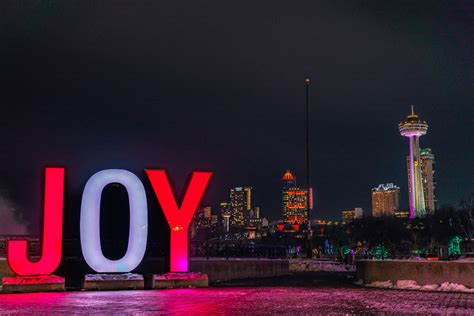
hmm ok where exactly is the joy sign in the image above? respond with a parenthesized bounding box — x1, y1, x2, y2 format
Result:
(7, 168, 212, 276)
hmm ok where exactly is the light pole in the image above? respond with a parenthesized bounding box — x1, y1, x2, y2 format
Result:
(305, 78, 313, 258)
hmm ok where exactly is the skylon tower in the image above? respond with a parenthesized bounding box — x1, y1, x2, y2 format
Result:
(399, 106, 428, 218)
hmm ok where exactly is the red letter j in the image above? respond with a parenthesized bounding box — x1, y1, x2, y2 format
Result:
(7, 167, 65, 276)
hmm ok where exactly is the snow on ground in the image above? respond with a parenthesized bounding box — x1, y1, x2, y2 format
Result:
(84, 273, 144, 281)
(365, 280, 393, 289)
(361, 279, 474, 293)
(290, 259, 355, 272)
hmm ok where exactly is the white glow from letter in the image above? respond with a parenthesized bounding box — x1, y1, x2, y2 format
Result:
(80, 169, 148, 273)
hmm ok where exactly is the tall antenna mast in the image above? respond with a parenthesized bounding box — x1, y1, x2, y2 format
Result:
(305, 77, 312, 258)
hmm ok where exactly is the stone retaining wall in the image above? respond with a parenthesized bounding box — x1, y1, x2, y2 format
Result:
(0, 259, 14, 280)
(190, 258, 290, 282)
(356, 260, 474, 287)
(1, 258, 290, 284)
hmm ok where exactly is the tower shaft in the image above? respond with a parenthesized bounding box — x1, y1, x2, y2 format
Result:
(408, 136, 426, 218)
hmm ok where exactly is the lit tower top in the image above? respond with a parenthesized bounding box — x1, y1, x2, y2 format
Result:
(282, 170, 295, 181)
(282, 170, 296, 190)
(398, 105, 428, 218)
(398, 105, 428, 138)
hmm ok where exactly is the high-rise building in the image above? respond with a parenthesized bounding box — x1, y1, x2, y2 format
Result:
(250, 206, 260, 219)
(354, 207, 363, 219)
(342, 210, 354, 223)
(406, 148, 436, 215)
(190, 206, 215, 238)
(222, 214, 230, 232)
(210, 214, 218, 226)
(342, 207, 363, 223)
(420, 148, 436, 214)
(219, 202, 231, 214)
(372, 183, 400, 217)
(220, 202, 231, 232)
(229, 187, 252, 226)
(395, 210, 410, 219)
(192, 207, 210, 229)
(399, 106, 428, 218)
(202, 206, 212, 220)
(248, 206, 262, 227)
(282, 170, 312, 225)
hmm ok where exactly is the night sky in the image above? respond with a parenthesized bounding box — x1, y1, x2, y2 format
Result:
(0, 1, 472, 232)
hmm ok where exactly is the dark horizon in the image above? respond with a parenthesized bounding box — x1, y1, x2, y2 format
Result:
(0, 1, 473, 232)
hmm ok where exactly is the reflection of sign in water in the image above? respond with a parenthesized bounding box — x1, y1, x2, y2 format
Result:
(6, 167, 212, 276)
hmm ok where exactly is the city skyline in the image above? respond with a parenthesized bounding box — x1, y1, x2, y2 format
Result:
(211, 107, 438, 223)
(0, 104, 468, 228)
(0, 2, 472, 229)
(214, 126, 431, 223)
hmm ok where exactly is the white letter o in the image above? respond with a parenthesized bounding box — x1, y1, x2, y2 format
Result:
(80, 169, 148, 273)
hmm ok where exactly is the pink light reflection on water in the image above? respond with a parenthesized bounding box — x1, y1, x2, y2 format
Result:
(0, 289, 242, 314)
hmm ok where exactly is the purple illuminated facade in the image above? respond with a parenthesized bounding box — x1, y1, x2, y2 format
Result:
(398, 106, 428, 218)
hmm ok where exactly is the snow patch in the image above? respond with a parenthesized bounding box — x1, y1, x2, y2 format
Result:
(362, 279, 474, 293)
(438, 282, 474, 293)
(84, 273, 144, 281)
(354, 279, 364, 286)
(365, 280, 393, 289)
(154, 273, 208, 280)
(396, 280, 420, 290)
(289, 259, 355, 272)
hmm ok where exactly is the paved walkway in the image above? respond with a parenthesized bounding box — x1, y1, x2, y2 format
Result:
(0, 273, 473, 314)
(0, 286, 473, 314)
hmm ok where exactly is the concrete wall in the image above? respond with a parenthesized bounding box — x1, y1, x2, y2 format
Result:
(357, 260, 474, 287)
(0, 258, 14, 282)
(190, 258, 290, 282)
(1, 258, 290, 284)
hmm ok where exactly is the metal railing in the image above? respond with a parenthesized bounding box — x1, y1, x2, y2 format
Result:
(190, 240, 288, 259)
(0, 236, 288, 259)
(0, 236, 40, 257)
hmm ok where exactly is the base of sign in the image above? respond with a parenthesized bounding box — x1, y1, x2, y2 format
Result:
(147, 272, 209, 289)
(2, 275, 65, 294)
(82, 273, 144, 291)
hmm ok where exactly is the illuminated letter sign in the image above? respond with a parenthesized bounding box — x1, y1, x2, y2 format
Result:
(146, 170, 212, 272)
(7, 167, 212, 276)
(7, 167, 64, 276)
(80, 169, 148, 273)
